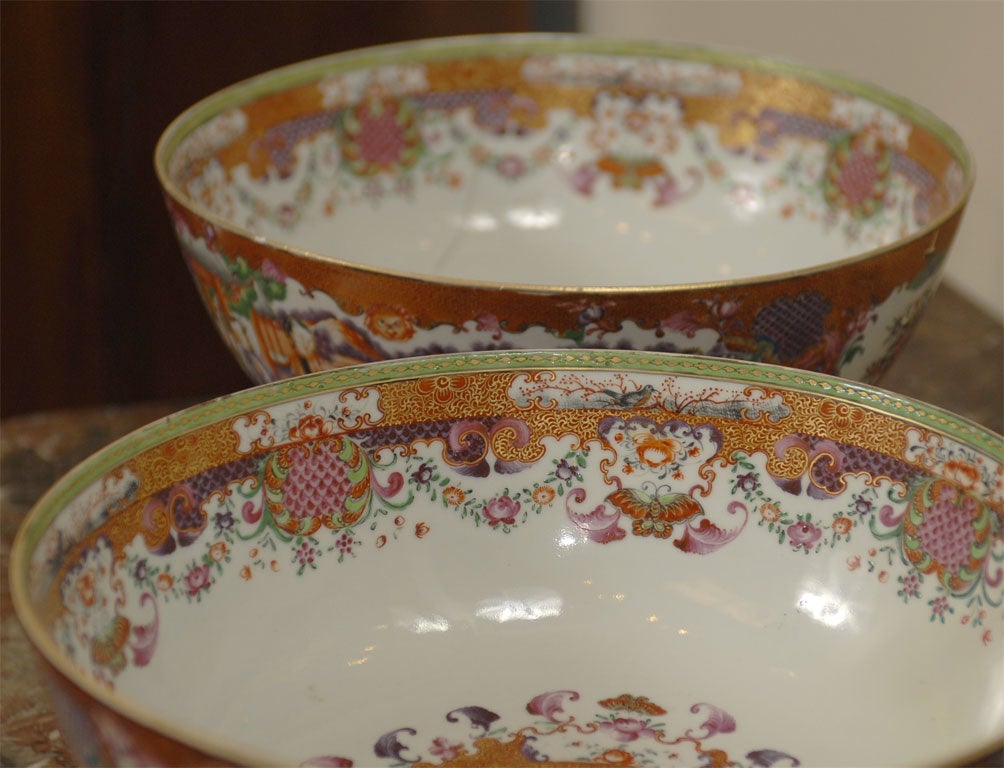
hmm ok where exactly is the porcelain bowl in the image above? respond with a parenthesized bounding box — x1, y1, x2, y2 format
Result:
(11, 351, 1003, 767)
(155, 34, 972, 385)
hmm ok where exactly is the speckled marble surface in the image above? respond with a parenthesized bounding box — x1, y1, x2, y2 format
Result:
(2, 284, 1000, 768)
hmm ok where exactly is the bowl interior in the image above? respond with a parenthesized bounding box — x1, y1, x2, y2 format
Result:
(12, 351, 1002, 766)
(160, 36, 971, 288)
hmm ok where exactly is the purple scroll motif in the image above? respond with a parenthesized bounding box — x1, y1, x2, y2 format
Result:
(684, 702, 737, 739)
(129, 593, 160, 667)
(373, 728, 420, 763)
(674, 501, 749, 554)
(446, 418, 535, 477)
(527, 690, 580, 723)
(772, 433, 921, 499)
(564, 489, 625, 544)
(747, 749, 802, 767)
(445, 706, 500, 734)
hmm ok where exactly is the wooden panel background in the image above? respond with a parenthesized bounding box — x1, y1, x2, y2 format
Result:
(1, 1, 576, 418)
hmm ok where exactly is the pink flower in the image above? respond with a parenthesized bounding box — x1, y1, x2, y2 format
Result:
(658, 310, 703, 338)
(347, 96, 418, 172)
(787, 520, 822, 549)
(483, 496, 520, 527)
(570, 164, 598, 195)
(276, 203, 299, 229)
(428, 737, 464, 760)
(495, 154, 526, 179)
(474, 312, 502, 340)
(296, 541, 319, 567)
(184, 563, 212, 597)
(598, 717, 658, 743)
(260, 259, 287, 283)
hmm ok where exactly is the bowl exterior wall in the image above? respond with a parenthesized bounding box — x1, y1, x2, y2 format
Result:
(157, 37, 973, 387)
(166, 194, 963, 385)
(31, 651, 233, 767)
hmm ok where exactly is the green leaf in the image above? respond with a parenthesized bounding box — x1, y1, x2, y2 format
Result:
(261, 279, 286, 302)
(842, 345, 864, 365)
(231, 257, 254, 280)
(564, 329, 586, 345)
(229, 288, 258, 319)
(341, 109, 360, 134)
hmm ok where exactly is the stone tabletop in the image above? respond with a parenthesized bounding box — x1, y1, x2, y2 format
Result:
(2, 284, 1001, 767)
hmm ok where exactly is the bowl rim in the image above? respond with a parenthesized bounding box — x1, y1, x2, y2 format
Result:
(9, 349, 1003, 766)
(153, 32, 976, 295)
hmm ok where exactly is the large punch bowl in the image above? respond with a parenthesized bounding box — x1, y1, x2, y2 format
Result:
(155, 35, 973, 385)
(10, 350, 1003, 766)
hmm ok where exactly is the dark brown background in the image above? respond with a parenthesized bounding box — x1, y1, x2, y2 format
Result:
(0, 0, 576, 418)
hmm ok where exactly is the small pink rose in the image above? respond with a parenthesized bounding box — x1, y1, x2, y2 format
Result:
(598, 717, 658, 743)
(787, 520, 822, 549)
(184, 563, 212, 597)
(483, 496, 520, 527)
